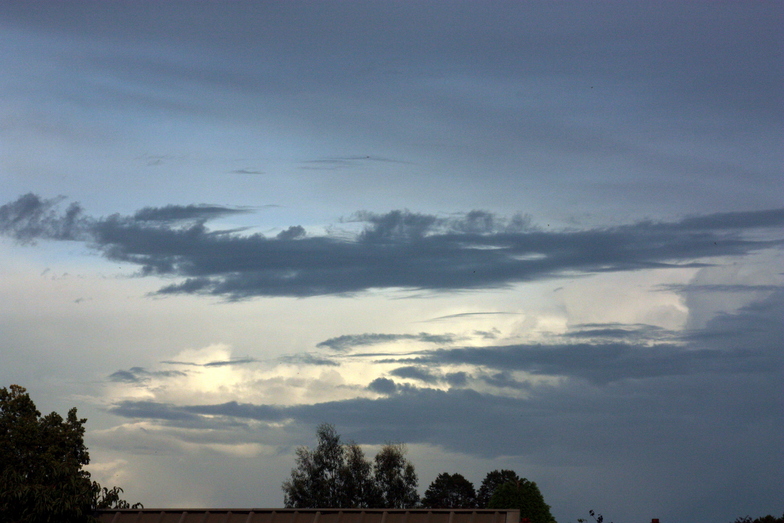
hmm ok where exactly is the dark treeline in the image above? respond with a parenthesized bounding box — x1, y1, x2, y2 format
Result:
(731, 516, 784, 523)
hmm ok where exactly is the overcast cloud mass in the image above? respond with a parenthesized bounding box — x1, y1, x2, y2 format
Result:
(1, 2, 782, 523)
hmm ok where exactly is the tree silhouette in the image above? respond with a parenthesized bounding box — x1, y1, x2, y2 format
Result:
(0, 384, 139, 523)
(477, 469, 520, 508)
(422, 472, 477, 508)
(373, 443, 419, 508)
(282, 424, 418, 508)
(488, 478, 556, 523)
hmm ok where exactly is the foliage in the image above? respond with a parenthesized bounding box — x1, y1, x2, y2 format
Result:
(732, 514, 784, 523)
(93, 486, 141, 510)
(282, 423, 347, 508)
(0, 385, 139, 523)
(422, 472, 477, 508)
(487, 478, 556, 523)
(477, 469, 520, 508)
(373, 443, 419, 508)
(577, 510, 612, 523)
(341, 443, 380, 508)
(283, 424, 418, 508)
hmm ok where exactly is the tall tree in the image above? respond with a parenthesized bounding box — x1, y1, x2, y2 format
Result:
(282, 423, 347, 508)
(283, 425, 419, 508)
(477, 469, 520, 508)
(0, 385, 138, 523)
(488, 479, 556, 523)
(340, 443, 379, 508)
(422, 472, 477, 508)
(373, 443, 419, 508)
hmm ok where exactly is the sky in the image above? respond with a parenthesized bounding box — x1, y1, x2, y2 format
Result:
(0, 2, 782, 522)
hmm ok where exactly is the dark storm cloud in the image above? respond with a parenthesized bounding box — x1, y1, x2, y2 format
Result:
(444, 372, 470, 387)
(367, 377, 397, 395)
(2, 194, 783, 299)
(109, 400, 287, 427)
(110, 368, 782, 458)
(276, 226, 306, 240)
(480, 372, 531, 391)
(684, 288, 784, 346)
(0, 193, 89, 243)
(564, 323, 676, 342)
(389, 366, 441, 385)
(107, 370, 141, 384)
(317, 332, 456, 351)
(392, 342, 773, 385)
(108, 400, 200, 422)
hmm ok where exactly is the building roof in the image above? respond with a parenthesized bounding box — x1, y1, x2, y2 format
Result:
(96, 508, 522, 523)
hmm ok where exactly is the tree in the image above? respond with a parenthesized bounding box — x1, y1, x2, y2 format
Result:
(0, 384, 139, 523)
(477, 469, 520, 508)
(340, 443, 379, 508)
(373, 443, 419, 508)
(283, 425, 419, 508)
(282, 423, 348, 508)
(422, 472, 476, 508)
(577, 510, 612, 523)
(488, 479, 556, 523)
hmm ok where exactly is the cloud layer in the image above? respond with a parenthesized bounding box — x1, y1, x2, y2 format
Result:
(2, 193, 782, 299)
(102, 287, 783, 453)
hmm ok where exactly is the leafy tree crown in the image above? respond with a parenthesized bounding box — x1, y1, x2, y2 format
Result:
(0, 384, 139, 523)
(422, 472, 477, 508)
(282, 424, 418, 508)
(487, 478, 556, 523)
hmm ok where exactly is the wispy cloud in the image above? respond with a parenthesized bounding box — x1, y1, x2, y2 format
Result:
(277, 353, 340, 367)
(299, 155, 410, 170)
(317, 332, 456, 351)
(229, 169, 265, 175)
(132, 204, 250, 223)
(159, 357, 258, 368)
(423, 312, 521, 322)
(108, 367, 189, 384)
(563, 323, 676, 342)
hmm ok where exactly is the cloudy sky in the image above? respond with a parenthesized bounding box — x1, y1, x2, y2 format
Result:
(1, 2, 782, 521)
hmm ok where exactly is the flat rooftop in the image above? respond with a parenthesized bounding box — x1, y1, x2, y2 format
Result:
(96, 508, 522, 523)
